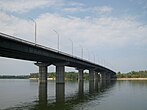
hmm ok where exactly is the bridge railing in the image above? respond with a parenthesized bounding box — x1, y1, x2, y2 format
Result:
(0, 32, 91, 61)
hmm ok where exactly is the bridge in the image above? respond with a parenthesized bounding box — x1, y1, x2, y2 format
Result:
(0, 32, 116, 97)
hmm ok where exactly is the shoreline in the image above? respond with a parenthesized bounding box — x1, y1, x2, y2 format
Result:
(29, 78, 55, 80)
(1, 78, 147, 81)
(117, 78, 147, 80)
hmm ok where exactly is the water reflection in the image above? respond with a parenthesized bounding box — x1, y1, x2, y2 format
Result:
(56, 83, 65, 103)
(2, 80, 116, 110)
(38, 83, 47, 109)
(94, 79, 99, 92)
(78, 80, 84, 96)
(89, 80, 95, 93)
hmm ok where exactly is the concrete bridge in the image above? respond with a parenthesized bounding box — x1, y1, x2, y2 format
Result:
(0, 32, 116, 93)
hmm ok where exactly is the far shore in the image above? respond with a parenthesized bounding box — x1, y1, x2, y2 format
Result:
(29, 78, 55, 80)
(30, 78, 147, 81)
(117, 78, 147, 80)
(29, 78, 147, 81)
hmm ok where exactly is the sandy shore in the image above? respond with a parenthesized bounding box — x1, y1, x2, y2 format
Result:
(117, 78, 147, 80)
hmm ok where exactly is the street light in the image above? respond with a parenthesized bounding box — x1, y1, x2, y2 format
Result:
(85, 48, 90, 60)
(93, 54, 95, 63)
(29, 18, 37, 45)
(79, 44, 83, 59)
(53, 29, 59, 51)
(69, 38, 73, 56)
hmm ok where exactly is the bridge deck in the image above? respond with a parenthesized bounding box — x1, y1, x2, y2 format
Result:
(0, 32, 115, 74)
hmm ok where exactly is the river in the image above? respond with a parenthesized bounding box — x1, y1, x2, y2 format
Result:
(0, 79, 147, 110)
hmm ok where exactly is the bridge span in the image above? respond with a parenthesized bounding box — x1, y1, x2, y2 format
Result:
(0, 32, 116, 97)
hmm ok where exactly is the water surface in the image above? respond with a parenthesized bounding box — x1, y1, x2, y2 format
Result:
(0, 79, 147, 110)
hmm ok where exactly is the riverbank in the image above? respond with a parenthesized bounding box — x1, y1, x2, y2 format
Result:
(117, 78, 147, 80)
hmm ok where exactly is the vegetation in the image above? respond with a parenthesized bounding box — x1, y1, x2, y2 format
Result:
(116, 71, 147, 78)
(1, 70, 147, 79)
(30, 72, 89, 80)
(0, 72, 89, 80)
(0, 75, 29, 79)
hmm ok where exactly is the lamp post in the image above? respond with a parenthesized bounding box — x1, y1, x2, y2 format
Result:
(93, 54, 95, 63)
(29, 18, 37, 45)
(53, 29, 59, 51)
(79, 45, 83, 59)
(69, 38, 73, 56)
(85, 48, 90, 60)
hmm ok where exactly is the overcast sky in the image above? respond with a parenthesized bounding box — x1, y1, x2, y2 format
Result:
(0, 0, 147, 75)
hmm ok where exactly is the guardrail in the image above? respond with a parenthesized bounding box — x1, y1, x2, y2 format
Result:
(0, 32, 95, 63)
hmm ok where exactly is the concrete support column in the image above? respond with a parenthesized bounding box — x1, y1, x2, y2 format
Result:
(94, 72, 100, 92)
(54, 62, 68, 104)
(89, 69, 95, 93)
(111, 74, 116, 80)
(95, 72, 100, 80)
(35, 62, 50, 109)
(78, 69, 84, 81)
(107, 73, 111, 80)
(35, 62, 50, 84)
(101, 72, 106, 81)
(89, 69, 95, 81)
(77, 68, 84, 95)
(56, 64, 65, 84)
(98, 73, 101, 80)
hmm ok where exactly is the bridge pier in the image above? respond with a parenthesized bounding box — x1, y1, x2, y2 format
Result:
(106, 73, 111, 80)
(35, 62, 51, 84)
(111, 74, 116, 80)
(95, 72, 100, 81)
(77, 69, 84, 95)
(55, 62, 69, 84)
(38, 83, 47, 109)
(35, 62, 50, 108)
(78, 69, 84, 81)
(55, 64, 65, 84)
(101, 72, 106, 81)
(89, 69, 95, 93)
(54, 62, 69, 103)
(56, 83, 65, 103)
(94, 72, 100, 92)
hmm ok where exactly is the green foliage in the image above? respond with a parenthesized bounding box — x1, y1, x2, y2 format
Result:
(30, 72, 89, 80)
(116, 70, 147, 78)
(0, 75, 29, 79)
(64, 72, 78, 80)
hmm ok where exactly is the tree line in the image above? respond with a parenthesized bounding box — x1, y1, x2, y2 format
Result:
(0, 75, 29, 79)
(0, 72, 89, 80)
(116, 70, 147, 78)
(30, 72, 89, 80)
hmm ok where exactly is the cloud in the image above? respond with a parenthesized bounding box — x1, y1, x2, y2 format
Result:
(1, 12, 147, 49)
(63, 6, 113, 14)
(67, 1, 85, 7)
(63, 7, 84, 12)
(93, 6, 113, 14)
(0, 0, 59, 13)
(0, 12, 34, 40)
(0, 0, 86, 14)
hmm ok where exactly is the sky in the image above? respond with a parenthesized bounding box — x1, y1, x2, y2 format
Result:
(0, 0, 147, 75)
